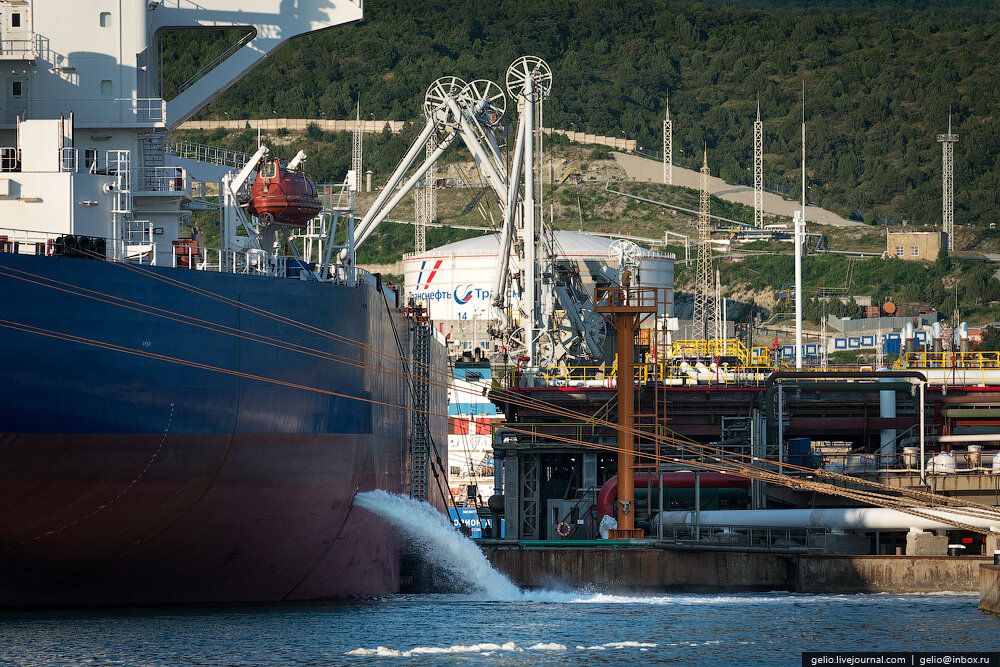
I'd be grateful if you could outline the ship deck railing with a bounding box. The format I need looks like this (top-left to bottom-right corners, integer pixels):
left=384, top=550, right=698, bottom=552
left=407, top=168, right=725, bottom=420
left=0, top=225, right=366, bottom=286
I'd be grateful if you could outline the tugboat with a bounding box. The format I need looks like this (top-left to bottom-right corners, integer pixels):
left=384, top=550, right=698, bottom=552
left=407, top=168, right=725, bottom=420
left=248, top=155, right=322, bottom=227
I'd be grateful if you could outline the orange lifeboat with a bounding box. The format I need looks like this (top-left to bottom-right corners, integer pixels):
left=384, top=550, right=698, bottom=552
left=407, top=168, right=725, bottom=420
left=247, top=158, right=322, bottom=227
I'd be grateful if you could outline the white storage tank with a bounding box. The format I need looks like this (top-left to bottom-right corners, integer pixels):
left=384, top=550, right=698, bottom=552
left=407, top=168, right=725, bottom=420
left=403, top=231, right=675, bottom=323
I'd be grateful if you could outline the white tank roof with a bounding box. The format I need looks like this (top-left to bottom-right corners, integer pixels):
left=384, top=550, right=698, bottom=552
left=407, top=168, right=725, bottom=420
left=409, top=231, right=671, bottom=260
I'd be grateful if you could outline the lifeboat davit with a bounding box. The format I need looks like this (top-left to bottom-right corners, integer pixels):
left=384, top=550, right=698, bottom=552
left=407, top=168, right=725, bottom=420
left=248, top=158, right=322, bottom=227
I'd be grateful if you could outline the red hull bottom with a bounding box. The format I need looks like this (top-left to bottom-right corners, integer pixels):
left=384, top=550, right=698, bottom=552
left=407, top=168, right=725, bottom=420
left=0, top=433, right=405, bottom=606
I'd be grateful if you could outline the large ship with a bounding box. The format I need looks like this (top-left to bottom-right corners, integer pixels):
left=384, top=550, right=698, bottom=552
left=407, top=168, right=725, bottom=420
left=0, top=1, right=448, bottom=605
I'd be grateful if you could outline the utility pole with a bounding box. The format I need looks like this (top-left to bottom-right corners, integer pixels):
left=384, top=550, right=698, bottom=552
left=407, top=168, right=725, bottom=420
left=795, top=83, right=805, bottom=370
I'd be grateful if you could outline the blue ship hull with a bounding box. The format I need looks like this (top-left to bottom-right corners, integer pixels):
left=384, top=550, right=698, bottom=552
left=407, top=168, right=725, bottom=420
left=0, top=252, right=445, bottom=605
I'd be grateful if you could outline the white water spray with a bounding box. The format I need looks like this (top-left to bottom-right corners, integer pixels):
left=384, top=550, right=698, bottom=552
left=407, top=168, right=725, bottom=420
left=353, top=490, right=522, bottom=600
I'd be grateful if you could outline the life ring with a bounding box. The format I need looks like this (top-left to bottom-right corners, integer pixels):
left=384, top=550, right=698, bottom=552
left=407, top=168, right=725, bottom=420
left=46, top=239, right=55, bottom=256
left=556, top=521, right=571, bottom=537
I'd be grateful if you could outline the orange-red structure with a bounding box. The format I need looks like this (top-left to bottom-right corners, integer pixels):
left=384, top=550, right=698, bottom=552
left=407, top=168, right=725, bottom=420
left=248, top=158, right=322, bottom=227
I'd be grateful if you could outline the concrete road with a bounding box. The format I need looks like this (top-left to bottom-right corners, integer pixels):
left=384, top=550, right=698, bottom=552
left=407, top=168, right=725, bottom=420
left=613, top=152, right=862, bottom=228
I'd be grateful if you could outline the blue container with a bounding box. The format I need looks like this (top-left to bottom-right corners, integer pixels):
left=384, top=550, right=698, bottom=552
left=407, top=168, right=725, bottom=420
left=787, top=437, right=811, bottom=468
left=286, top=259, right=310, bottom=278
left=884, top=338, right=901, bottom=354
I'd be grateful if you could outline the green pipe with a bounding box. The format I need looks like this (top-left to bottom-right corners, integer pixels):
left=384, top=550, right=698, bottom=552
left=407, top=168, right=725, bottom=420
left=945, top=408, right=1000, bottom=418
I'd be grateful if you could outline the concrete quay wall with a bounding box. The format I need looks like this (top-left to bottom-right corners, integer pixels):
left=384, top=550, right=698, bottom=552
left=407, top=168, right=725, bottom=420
left=981, top=565, right=1000, bottom=615
left=481, top=543, right=991, bottom=594
left=798, top=555, right=990, bottom=593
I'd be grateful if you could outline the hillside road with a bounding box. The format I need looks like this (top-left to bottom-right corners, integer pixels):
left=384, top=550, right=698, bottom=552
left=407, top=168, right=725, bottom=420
left=613, top=152, right=862, bottom=228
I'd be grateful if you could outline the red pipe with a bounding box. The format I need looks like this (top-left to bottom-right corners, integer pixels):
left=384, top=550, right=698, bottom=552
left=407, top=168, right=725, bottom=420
left=597, top=472, right=750, bottom=520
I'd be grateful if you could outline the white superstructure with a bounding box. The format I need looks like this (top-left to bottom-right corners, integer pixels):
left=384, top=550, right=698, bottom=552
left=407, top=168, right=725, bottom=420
left=0, top=0, right=361, bottom=264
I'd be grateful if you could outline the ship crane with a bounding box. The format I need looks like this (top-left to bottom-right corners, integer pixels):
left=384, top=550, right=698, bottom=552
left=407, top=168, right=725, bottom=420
left=489, top=56, right=607, bottom=370
left=343, top=59, right=609, bottom=371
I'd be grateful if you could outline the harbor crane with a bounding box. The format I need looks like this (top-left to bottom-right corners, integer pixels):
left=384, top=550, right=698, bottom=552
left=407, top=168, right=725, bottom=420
left=343, top=57, right=612, bottom=371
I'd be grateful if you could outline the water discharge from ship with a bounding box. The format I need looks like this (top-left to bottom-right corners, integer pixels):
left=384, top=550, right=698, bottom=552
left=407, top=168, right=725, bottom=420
left=353, top=490, right=522, bottom=600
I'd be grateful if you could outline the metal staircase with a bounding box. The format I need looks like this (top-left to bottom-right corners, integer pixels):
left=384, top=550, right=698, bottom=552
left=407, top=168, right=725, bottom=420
left=409, top=307, right=431, bottom=502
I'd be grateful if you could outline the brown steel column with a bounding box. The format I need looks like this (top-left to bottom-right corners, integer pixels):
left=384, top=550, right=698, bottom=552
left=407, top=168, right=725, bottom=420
left=616, top=309, right=636, bottom=531
left=596, top=287, right=656, bottom=540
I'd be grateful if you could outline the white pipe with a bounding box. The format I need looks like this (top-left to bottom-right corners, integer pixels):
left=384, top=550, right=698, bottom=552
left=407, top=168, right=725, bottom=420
left=523, top=76, right=536, bottom=367
left=879, top=371, right=896, bottom=458
left=490, top=112, right=528, bottom=324
left=919, top=381, right=926, bottom=482
left=353, top=128, right=457, bottom=251
left=352, top=118, right=438, bottom=249
left=937, top=433, right=1000, bottom=443
left=656, top=507, right=1000, bottom=532
left=777, top=385, right=783, bottom=473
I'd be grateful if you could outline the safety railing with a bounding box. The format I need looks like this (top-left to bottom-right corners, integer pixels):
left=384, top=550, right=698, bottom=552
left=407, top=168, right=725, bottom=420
left=0, top=38, right=36, bottom=61
left=38, top=98, right=165, bottom=126
left=895, top=350, right=1000, bottom=370
left=503, top=360, right=780, bottom=389
left=0, top=146, right=17, bottom=171
left=164, top=139, right=254, bottom=170
left=658, top=523, right=830, bottom=550
left=894, top=351, right=1000, bottom=386
left=139, top=166, right=188, bottom=193
left=56, top=148, right=127, bottom=175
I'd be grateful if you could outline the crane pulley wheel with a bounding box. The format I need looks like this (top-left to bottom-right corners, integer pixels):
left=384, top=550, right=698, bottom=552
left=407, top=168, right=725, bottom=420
left=459, top=79, right=507, bottom=127
left=424, top=76, right=468, bottom=120
left=505, top=56, right=552, bottom=101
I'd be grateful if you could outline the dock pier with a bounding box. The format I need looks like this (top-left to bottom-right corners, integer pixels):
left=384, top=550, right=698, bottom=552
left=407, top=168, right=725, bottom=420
left=480, top=541, right=992, bottom=594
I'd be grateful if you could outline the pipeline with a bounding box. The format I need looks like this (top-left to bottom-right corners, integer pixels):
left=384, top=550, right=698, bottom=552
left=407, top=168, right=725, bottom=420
left=762, top=370, right=927, bottom=449
left=764, top=381, right=912, bottom=448
left=655, top=507, right=1000, bottom=533
left=597, top=472, right=750, bottom=520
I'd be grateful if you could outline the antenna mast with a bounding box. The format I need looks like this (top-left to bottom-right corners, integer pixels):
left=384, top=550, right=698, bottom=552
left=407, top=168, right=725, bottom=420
left=753, top=95, right=763, bottom=228
left=937, top=113, right=959, bottom=252
left=663, top=94, right=672, bottom=186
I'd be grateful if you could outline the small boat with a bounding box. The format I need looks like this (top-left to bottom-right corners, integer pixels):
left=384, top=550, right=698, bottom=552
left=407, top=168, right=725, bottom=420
left=248, top=158, right=322, bottom=227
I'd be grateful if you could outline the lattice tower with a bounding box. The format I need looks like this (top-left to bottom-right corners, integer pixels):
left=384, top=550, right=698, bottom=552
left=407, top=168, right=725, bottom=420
left=753, top=97, right=764, bottom=228
left=426, top=135, right=437, bottom=226
left=692, top=148, right=715, bottom=341
left=875, top=321, right=884, bottom=369
left=413, top=135, right=438, bottom=253
left=937, top=114, right=958, bottom=252
left=714, top=269, right=723, bottom=341
left=663, top=95, right=672, bottom=185
left=352, top=102, right=362, bottom=183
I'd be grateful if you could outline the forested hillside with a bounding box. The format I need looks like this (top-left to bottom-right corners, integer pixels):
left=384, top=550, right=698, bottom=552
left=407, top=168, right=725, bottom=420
left=162, top=1, right=1000, bottom=230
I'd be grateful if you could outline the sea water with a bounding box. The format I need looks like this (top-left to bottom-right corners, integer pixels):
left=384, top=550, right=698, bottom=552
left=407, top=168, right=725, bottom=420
left=1, top=491, right=997, bottom=665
